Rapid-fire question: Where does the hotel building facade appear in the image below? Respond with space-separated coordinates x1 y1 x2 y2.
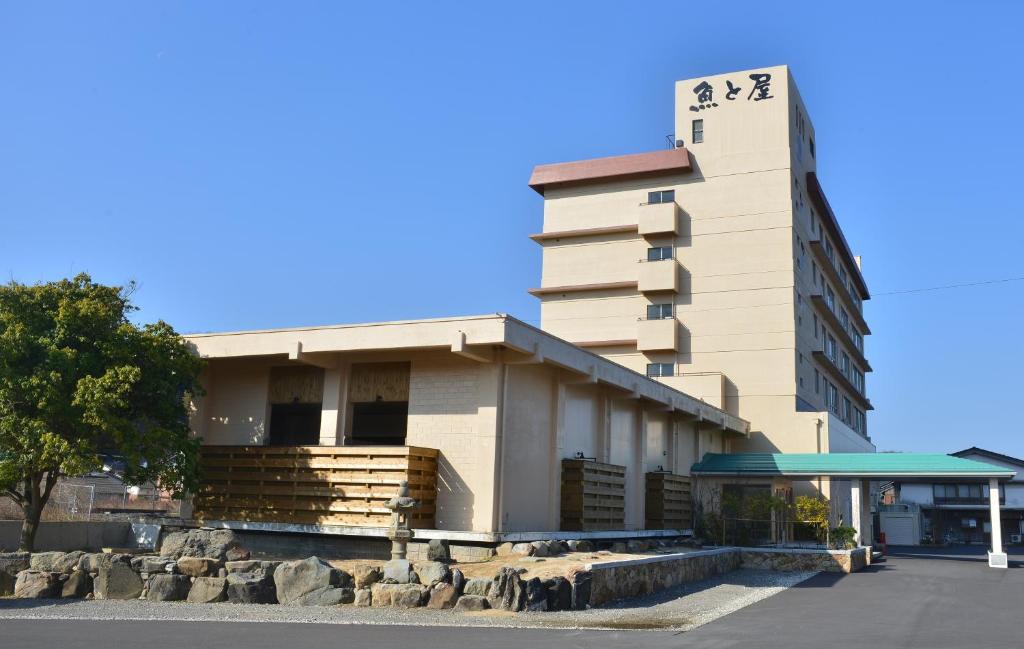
528 65 874 460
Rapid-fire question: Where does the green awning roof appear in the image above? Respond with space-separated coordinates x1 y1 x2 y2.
690 453 1016 479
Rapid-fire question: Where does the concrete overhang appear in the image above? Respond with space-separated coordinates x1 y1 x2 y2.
186 313 750 437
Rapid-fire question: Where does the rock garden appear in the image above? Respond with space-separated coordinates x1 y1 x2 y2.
0 529 694 613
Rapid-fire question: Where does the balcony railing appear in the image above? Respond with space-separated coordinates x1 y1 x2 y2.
638 201 679 236
193 445 439 528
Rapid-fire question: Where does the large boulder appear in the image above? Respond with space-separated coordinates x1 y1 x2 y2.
176 557 223 578
414 561 450 587
451 568 465 594
426 583 460 610
226 569 276 604
187 577 228 603
352 565 381 589
487 567 525 612
225 560 280 574
381 559 416 584
509 543 534 557
146 574 192 601
568 569 592 610
544 576 572 611
566 539 593 553
454 594 489 611
425 539 450 562
61 571 93 598
371 583 428 608
0 552 31 595
14 570 61 598
463 577 492 597
30 551 85 574
274 557 353 606
529 541 550 558
94 561 144 600
159 528 250 561
353 588 372 607
523 577 547 612
139 557 176 575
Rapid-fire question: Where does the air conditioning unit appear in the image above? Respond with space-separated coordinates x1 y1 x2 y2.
1010 534 1022 544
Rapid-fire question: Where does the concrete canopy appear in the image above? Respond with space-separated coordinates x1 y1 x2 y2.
690 453 1017 480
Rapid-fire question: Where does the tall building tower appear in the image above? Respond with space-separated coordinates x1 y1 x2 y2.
528 65 873 457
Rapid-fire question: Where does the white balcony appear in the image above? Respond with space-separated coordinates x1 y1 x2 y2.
638 260 679 293
638 202 679 236
637 318 678 351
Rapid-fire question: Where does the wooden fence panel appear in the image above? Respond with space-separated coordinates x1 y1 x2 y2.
561 459 626 531
192 445 438 528
645 472 692 530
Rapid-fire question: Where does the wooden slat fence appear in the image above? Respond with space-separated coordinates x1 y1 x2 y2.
645 472 692 530
193 445 438 528
560 459 626 531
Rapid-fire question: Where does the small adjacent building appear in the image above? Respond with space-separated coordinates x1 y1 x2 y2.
881 448 1024 546
185 314 748 539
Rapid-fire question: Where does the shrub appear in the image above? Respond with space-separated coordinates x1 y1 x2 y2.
830 526 857 550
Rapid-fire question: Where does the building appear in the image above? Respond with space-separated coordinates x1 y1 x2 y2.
528 65 873 462
880 448 1024 546
185 314 747 539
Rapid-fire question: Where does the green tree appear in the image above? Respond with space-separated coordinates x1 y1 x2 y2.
0 274 204 550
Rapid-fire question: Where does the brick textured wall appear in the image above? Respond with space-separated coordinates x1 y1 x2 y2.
406 358 496 531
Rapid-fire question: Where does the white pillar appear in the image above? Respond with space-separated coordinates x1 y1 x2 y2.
850 481 863 546
319 362 349 445
988 477 1007 568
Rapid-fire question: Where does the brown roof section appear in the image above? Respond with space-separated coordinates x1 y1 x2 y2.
529 224 639 242
529 148 692 195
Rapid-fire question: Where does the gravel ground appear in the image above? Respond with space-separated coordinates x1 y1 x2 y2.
0 568 814 632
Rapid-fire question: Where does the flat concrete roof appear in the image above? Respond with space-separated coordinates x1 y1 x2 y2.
186 313 750 436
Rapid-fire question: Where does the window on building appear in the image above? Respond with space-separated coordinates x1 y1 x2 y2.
647 189 675 204
853 330 864 353
853 368 865 394
692 119 704 144
813 314 819 337
814 369 820 394
843 397 852 424
825 285 836 311
810 137 815 158
646 303 673 320
839 308 849 332
647 246 673 261
854 408 865 434
825 334 837 362
840 351 850 377
646 363 675 378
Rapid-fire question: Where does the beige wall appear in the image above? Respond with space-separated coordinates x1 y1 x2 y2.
192 347 738 533
533 66 873 457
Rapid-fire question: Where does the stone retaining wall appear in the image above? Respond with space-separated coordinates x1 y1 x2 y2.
586 548 741 607
740 547 870 574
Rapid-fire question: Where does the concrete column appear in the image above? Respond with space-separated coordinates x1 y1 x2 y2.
860 479 872 547
636 407 649 530
318 361 349 445
989 478 1007 568
850 481 863 546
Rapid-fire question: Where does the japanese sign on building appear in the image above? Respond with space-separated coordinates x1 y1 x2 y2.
689 72 774 111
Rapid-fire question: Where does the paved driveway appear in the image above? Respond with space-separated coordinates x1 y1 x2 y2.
677 545 1024 649
3 546 1021 649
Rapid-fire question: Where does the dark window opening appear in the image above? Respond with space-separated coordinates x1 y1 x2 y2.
647 189 675 204
692 119 704 144
269 403 322 446
351 401 408 446
646 303 673 320
647 246 673 261
646 363 675 378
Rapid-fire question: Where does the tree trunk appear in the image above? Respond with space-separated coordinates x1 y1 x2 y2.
17 471 57 552
18 506 40 552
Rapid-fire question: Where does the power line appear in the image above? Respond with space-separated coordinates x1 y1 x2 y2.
875 275 1024 297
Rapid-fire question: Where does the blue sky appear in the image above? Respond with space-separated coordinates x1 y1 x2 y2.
2 2 1022 456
